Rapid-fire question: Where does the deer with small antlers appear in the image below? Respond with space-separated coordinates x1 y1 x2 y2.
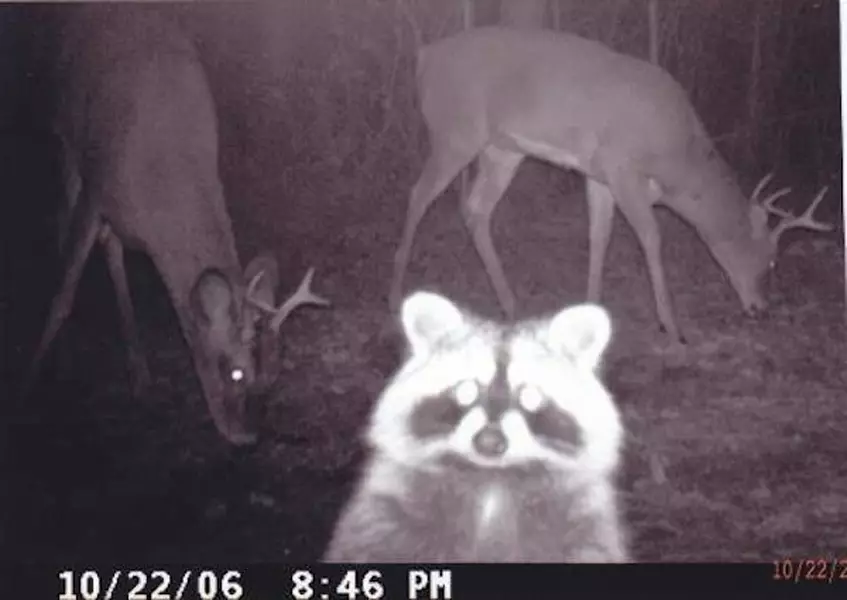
24 5 329 445
389 27 833 343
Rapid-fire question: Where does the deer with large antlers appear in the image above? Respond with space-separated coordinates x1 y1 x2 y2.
24 5 329 445
389 27 832 343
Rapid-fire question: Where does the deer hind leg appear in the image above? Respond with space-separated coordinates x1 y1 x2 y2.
102 226 151 397
585 178 616 303
390 137 479 312
461 145 523 318
609 171 685 344
22 207 101 398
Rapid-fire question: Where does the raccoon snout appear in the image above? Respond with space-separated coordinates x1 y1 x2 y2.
472 425 508 457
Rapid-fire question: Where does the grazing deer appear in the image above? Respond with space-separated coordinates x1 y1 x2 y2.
389 26 832 343
24 5 329 445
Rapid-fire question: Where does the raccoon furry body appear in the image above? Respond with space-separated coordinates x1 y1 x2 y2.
324 292 629 562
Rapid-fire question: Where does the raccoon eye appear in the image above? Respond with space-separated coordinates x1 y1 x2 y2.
454 380 479 407
519 385 545 413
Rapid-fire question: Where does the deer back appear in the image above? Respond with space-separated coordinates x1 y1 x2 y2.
418 26 776 311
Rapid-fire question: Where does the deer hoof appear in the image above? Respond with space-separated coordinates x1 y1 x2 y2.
214 413 259 446
226 429 258 446
746 306 768 320
658 324 686 346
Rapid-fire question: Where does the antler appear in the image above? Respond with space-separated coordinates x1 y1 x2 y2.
752 172 793 218
246 267 330 334
767 185 834 245
752 173 834 245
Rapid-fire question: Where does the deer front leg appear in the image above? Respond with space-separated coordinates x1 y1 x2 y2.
103 227 151 397
390 138 479 313
610 172 686 345
461 145 523 319
22 210 101 399
585 179 616 303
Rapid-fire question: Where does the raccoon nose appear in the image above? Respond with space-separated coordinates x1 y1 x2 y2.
472 426 507 457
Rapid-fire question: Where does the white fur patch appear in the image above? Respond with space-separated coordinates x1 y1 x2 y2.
450 406 489 453
508 133 593 172
455 380 479 407
547 303 611 372
518 385 544 412
401 291 467 356
478 486 503 529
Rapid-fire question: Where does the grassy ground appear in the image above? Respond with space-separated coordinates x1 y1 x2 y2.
2 127 845 565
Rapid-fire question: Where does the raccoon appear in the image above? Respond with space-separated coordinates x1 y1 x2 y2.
324 291 629 563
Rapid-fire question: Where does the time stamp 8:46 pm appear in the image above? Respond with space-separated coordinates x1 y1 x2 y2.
292 568 453 600
57 568 453 600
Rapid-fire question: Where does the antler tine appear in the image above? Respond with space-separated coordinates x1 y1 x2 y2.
246 270 264 298
244 270 279 315
269 267 331 333
791 185 833 231
750 172 775 204
760 187 794 219
751 171 794 218
769 185 834 244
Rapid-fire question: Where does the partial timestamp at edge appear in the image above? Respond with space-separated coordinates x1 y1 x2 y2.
57 569 245 600
773 558 847 584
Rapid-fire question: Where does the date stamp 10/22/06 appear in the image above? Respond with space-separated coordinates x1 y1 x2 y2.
773 558 847 584
55 568 452 600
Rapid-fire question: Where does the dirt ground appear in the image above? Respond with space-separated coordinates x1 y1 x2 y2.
3 115 844 566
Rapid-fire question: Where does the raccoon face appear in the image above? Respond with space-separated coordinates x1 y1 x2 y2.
368 292 622 478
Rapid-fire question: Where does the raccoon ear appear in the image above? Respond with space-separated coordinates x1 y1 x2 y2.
547 303 611 371
401 291 465 354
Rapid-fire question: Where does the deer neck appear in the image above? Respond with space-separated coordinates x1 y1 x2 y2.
146 185 246 312
656 150 755 249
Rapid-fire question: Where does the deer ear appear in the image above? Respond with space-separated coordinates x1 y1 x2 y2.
401 291 466 355
244 253 279 305
546 303 612 372
190 269 236 331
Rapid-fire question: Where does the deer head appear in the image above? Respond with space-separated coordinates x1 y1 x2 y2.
187 255 330 444
721 173 833 315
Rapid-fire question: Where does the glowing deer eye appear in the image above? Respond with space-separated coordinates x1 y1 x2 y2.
519 385 545 413
230 368 245 383
454 380 478 407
